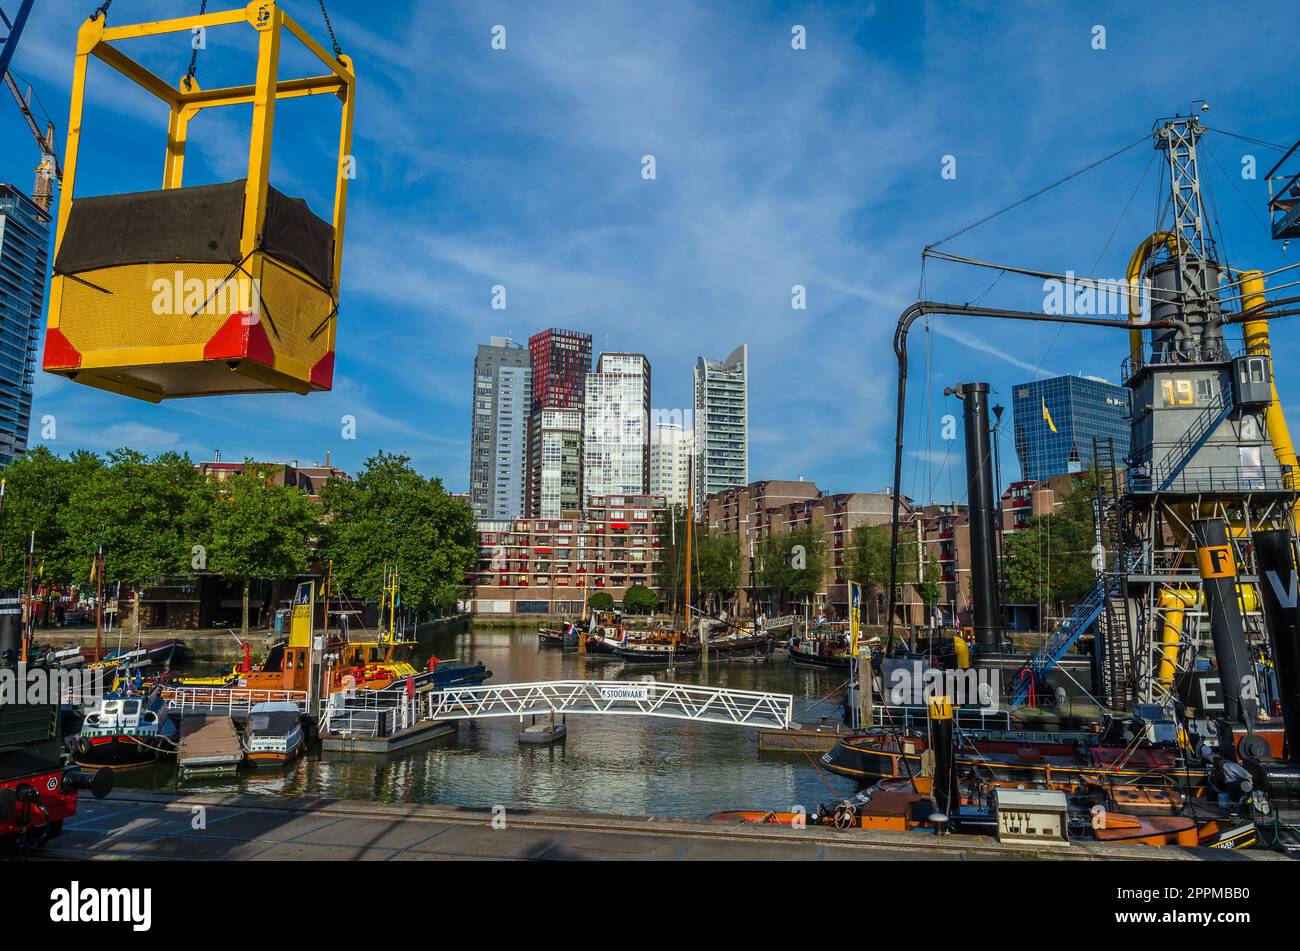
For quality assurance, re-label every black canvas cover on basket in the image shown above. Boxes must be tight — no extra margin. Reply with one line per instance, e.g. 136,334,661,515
54,179,334,290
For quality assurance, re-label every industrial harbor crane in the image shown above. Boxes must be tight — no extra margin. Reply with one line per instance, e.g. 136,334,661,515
0,0,59,215
881,113,1300,746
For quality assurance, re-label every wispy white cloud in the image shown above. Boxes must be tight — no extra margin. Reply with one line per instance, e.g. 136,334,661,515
6,0,1299,502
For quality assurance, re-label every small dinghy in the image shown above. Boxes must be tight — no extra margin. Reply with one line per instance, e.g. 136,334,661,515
518,713,567,745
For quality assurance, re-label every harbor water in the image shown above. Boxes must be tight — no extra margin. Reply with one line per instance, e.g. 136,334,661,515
114,622,861,818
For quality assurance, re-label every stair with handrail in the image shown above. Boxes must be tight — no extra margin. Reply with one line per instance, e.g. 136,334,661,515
1148,387,1234,492
1011,584,1108,707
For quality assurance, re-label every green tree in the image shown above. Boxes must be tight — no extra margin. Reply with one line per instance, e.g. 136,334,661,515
0,447,103,587
696,530,741,613
60,449,204,588
205,465,320,636
622,584,658,614
845,524,919,624
917,556,943,617
319,452,476,616
756,526,826,613
1003,472,1097,620
588,591,614,612
653,505,689,612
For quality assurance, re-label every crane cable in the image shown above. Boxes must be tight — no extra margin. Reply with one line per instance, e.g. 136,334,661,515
927,132,1151,251
318,0,343,60
183,0,208,91
87,1,344,62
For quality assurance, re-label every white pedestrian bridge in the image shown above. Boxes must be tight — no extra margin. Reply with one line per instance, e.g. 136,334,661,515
322,679,795,737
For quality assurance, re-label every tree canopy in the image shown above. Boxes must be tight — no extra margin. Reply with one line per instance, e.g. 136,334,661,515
205,465,320,632
0,448,477,626
1003,472,1097,615
844,523,920,623
652,507,742,615
756,525,826,609
318,452,477,615
622,584,658,614
1,448,201,588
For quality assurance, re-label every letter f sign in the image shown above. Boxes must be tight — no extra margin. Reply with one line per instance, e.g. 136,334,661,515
1198,544,1235,579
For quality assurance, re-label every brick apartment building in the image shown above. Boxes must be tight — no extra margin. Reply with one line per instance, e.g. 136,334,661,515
197,455,347,499
700,479,909,619
916,473,1082,629
698,473,1084,629
471,494,667,616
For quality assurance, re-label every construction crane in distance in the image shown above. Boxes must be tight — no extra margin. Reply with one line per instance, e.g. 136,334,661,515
1,0,59,215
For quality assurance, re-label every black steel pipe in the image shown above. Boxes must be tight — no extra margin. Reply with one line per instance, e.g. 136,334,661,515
950,383,1001,651
1194,519,1256,729
884,302,1168,654
930,705,957,816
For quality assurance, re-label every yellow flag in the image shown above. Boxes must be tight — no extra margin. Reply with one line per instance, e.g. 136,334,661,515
1042,397,1057,433
849,581,863,655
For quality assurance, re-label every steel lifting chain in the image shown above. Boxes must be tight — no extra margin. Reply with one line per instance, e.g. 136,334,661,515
318,0,343,60
89,0,112,21
183,0,208,91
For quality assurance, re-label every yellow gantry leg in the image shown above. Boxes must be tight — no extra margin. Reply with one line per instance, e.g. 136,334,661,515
45,1,355,401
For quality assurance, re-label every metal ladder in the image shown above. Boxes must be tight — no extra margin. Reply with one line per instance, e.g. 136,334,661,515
1011,585,1108,707
1095,438,1135,709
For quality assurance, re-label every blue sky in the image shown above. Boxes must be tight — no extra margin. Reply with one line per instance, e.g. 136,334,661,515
3,0,1298,505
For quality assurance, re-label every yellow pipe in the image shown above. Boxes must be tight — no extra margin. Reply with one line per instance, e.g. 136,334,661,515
951,635,970,670
1156,585,1261,690
1126,233,1179,367
1241,271,1300,521
1156,592,1190,691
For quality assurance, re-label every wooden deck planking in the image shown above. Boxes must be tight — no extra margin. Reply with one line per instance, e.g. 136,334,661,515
177,715,244,773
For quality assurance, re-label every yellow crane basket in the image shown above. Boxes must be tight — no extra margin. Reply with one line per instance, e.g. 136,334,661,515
42,1,355,402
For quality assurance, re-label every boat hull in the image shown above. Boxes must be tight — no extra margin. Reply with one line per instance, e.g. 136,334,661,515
245,738,306,768
70,733,172,766
788,643,852,669
821,734,1194,790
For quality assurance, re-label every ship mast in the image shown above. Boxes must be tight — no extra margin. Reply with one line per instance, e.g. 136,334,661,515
684,455,693,632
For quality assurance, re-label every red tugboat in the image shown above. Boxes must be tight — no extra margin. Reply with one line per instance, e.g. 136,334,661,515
1,700,114,847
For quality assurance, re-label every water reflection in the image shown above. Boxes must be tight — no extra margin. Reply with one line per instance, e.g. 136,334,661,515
119,623,861,818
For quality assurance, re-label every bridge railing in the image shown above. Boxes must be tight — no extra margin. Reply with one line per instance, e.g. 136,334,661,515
322,680,794,735
163,687,308,716
321,689,413,737
425,680,793,729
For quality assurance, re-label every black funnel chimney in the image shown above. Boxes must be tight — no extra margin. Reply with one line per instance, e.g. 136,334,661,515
949,382,1001,652
1254,529,1300,758
1194,519,1256,727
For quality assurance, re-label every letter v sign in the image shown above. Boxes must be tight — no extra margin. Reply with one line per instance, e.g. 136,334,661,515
1266,569,1299,609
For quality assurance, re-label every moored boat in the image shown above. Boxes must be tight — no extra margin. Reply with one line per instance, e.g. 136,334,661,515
90,638,190,673
537,626,566,646
70,691,178,766
243,701,307,767
788,633,853,669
